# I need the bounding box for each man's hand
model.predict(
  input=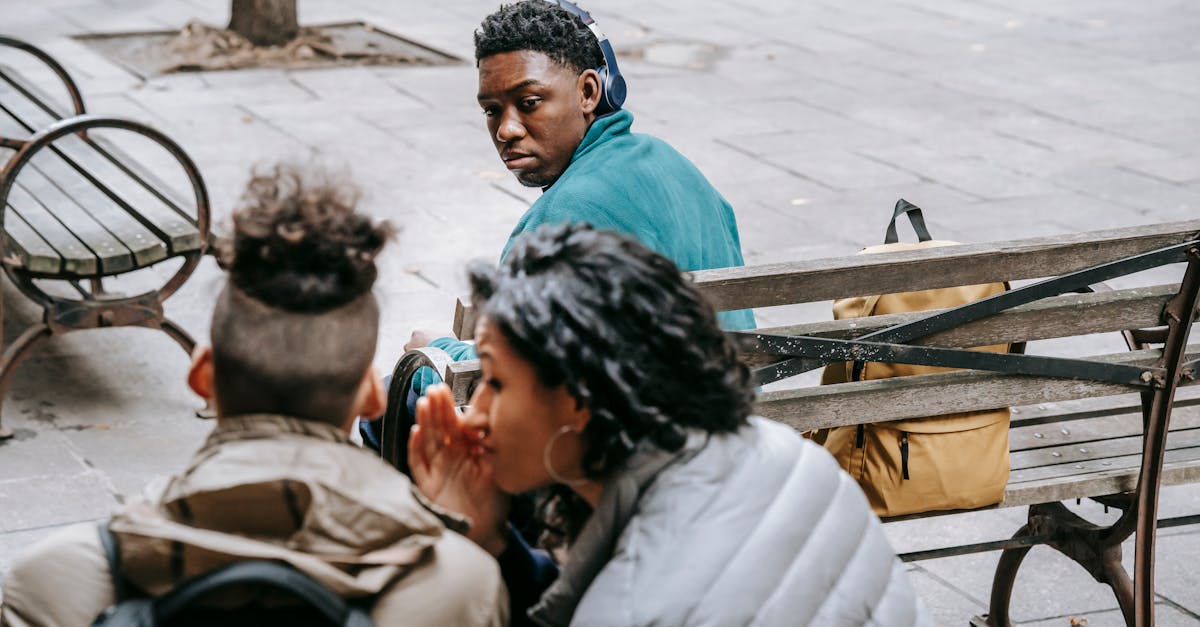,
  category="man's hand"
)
[409,384,510,556]
[404,329,448,352]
